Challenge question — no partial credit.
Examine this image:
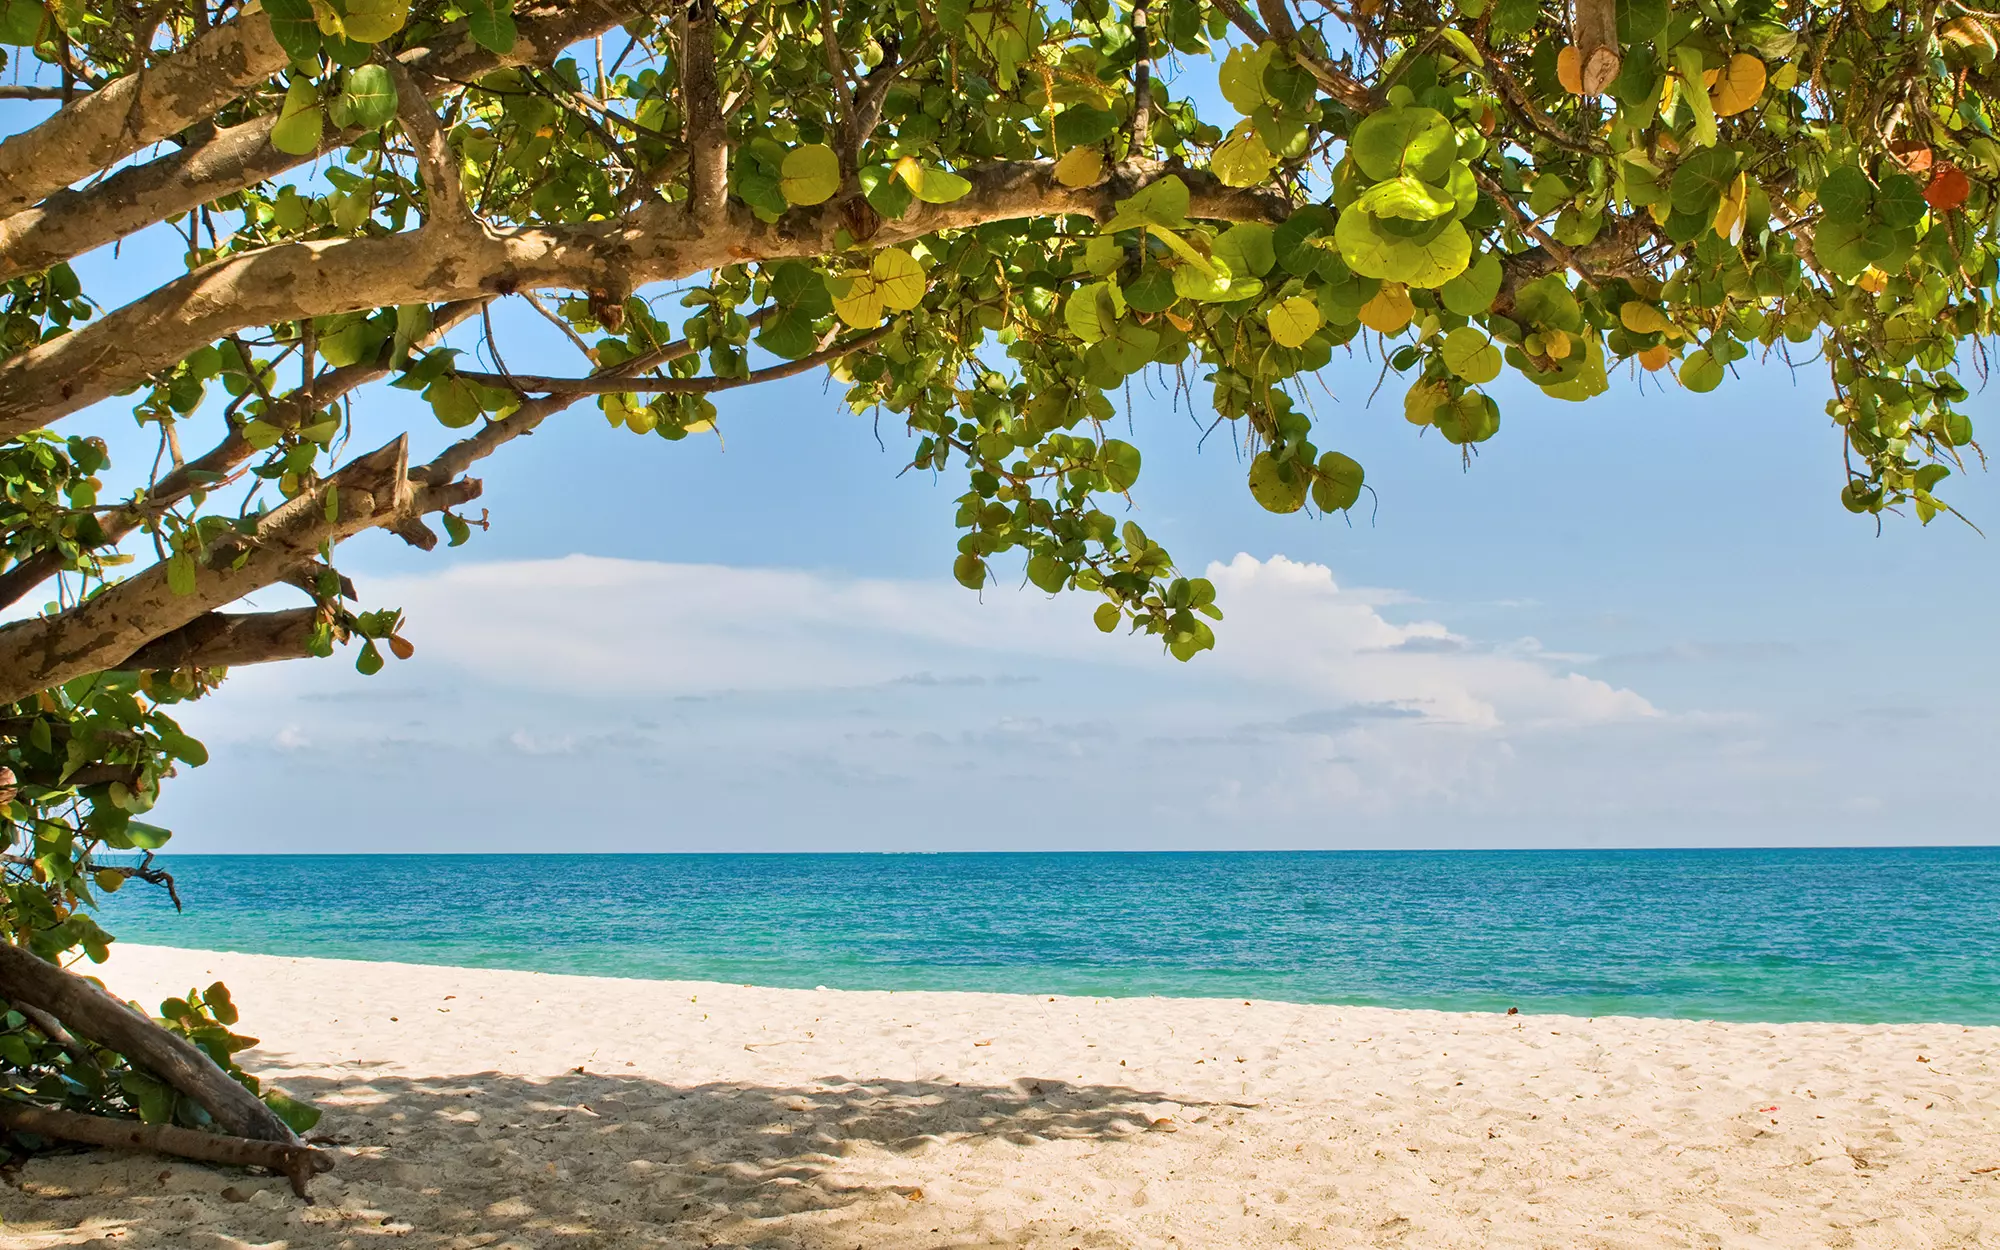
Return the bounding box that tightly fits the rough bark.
[0,943,301,1147]
[0,162,1286,440]
[0,1102,333,1198]
[115,607,324,671]
[0,7,289,216]
[1573,0,1621,96]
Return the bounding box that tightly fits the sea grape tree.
[1,0,1994,1180]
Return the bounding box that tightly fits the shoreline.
[10,943,2000,1248]
[79,940,1996,1030]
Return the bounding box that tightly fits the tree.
[0,0,1989,1189]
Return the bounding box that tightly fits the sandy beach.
[4,944,1997,1248]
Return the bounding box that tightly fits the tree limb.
[0,1101,332,1199]
[0,943,304,1149]
[0,1,638,284]
[0,161,1285,440]
[682,0,730,226]
[115,607,324,671]
[0,7,289,216]
[0,437,429,704]
[386,58,471,229]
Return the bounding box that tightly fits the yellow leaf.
[1709,53,1767,117]
[1856,268,1888,293]
[1637,344,1672,371]
[1267,296,1322,348]
[830,272,884,327]
[1054,146,1105,188]
[1620,302,1670,334]
[340,0,409,43]
[1556,46,1583,95]
[1713,171,1748,245]
[1357,284,1414,334]
[871,247,926,311]
[780,144,841,206]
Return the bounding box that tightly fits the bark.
[0,943,302,1147]
[0,1,637,284]
[682,0,730,227]
[0,437,461,704]
[116,607,323,671]
[0,162,1286,440]
[0,1102,333,1198]
[0,7,289,216]
[1573,0,1621,96]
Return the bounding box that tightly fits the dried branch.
[0,1101,332,1199]
[449,320,893,394]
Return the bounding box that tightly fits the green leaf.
[1218,42,1276,114]
[338,0,409,43]
[1312,452,1365,512]
[953,553,986,589]
[263,1091,323,1134]
[0,0,42,44]
[1212,122,1277,187]
[898,161,972,204]
[1103,175,1190,231]
[124,821,173,850]
[1816,165,1873,226]
[1348,105,1456,183]
[1065,282,1118,343]
[1678,348,1725,392]
[1356,175,1459,222]
[1433,392,1500,444]
[1213,223,1276,278]
[1267,296,1322,348]
[1336,210,1471,287]
[466,0,517,53]
[356,639,385,675]
[1099,439,1142,491]
[331,64,398,130]
[1441,326,1502,383]
[1669,147,1739,217]
[1053,105,1119,149]
[166,553,197,597]
[1876,171,1926,229]
[1247,451,1309,513]
[270,83,325,157]
[261,0,320,65]
[1439,251,1503,315]
[1093,602,1121,633]
[780,145,841,206]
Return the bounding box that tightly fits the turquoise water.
[96,849,2000,1024]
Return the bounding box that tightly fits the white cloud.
[303,552,1654,734]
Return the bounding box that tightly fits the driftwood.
[1572,0,1621,96]
[0,1101,333,1197]
[0,943,300,1146]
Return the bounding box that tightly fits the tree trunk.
[1572,0,1621,96]
[0,1102,333,1198]
[0,943,301,1146]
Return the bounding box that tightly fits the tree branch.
[115,607,324,671]
[0,1102,332,1199]
[681,0,730,226]
[0,437,425,705]
[0,8,289,216]
[386,58,470,229]
[0,943,307,1150]
[0,1,638,284]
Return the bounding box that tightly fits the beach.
[5,944,1998,1249]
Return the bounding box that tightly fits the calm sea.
[96,849,2000,1025]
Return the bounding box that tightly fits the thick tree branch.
[0,1101,332,1198]
[0,1,638,284]
[0,7,289,216]
[386,58,470,229]
[0,162,1284,440]
[0,438,424,704]
[682,0,730,226]
[0,942,305,1149]
[114,607,323,670]
[1572,0,1621,96]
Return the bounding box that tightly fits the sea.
[95,847,2000,1025]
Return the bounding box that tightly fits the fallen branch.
[0,1100,333,1198]
[0,943,300,1148]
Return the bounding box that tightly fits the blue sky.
[9,85,2000,853]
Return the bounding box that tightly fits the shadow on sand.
[6,1063,1209,1248]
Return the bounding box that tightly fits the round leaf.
[1268,296,1322,348]
[1349,106,1456,183]
[1441,327,1502,383]
[780,144,841,206]
[871,247,926,310]
[1247,451,1309,513]
[1054,146,1104,188]
[1312,452,1365,512]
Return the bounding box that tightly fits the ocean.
[95,848,2000,1025]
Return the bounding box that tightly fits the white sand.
[4,945,1997,1249]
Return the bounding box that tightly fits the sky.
[9,64,2000,853]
